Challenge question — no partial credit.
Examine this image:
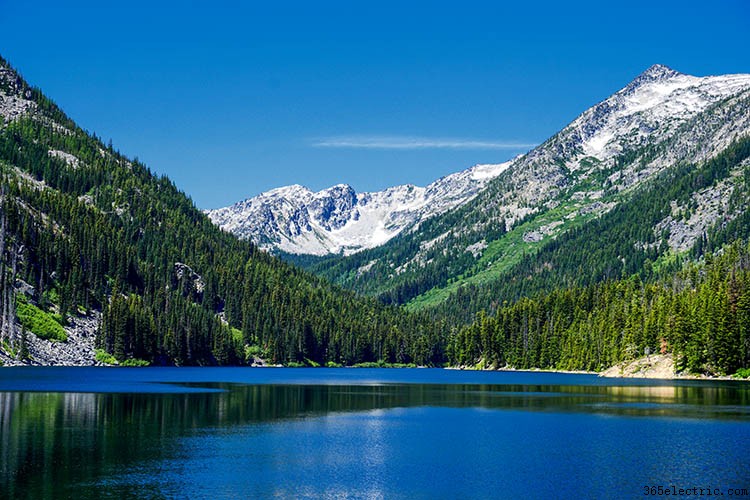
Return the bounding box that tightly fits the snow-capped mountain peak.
[447,65,750,241]
[548,66,750,171]
[628,63,681,87]
[206,161,512,256]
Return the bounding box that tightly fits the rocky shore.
[598,354,741,380]
[0,312,102,366]
[447,355,747,381]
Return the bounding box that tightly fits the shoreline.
[445,356,748,381]
[445,366,597,376]
[2,358,748,382]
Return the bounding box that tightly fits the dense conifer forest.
[449,242,750,375]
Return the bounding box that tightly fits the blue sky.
[1,1,749,208]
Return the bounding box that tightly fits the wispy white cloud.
[312,135,537,150]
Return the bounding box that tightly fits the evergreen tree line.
[449,242,750,375]
[0,181,20,352]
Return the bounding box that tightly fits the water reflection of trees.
[2,383,749,497]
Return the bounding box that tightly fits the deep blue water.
[1,368,749,499]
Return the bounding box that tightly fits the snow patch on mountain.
[207,161,512,255]
[575,66,750,163]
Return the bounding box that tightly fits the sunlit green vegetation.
[95,349,117,365]
[15,296,67,342]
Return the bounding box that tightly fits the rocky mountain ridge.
[206,162,512,255]
[463,64,750,230]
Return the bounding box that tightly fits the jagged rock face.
[308,184,358,231]
[206,162,512,256]
[0,65,36,123]
[174,262,205,293]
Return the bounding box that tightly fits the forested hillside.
[450,241,750,376]
[415,136,750,322]
[0,55,445,367]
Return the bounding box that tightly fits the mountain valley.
[1,58,749,376]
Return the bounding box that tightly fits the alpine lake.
[1,367,749,499]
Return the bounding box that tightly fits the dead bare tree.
[0,177,18,346]
[0,180,7,342]
[7,243,23,347]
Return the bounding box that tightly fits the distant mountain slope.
[206,162,511,255]
[414,136,750,322]
[302,65,750,317]
[0,55,444,367]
